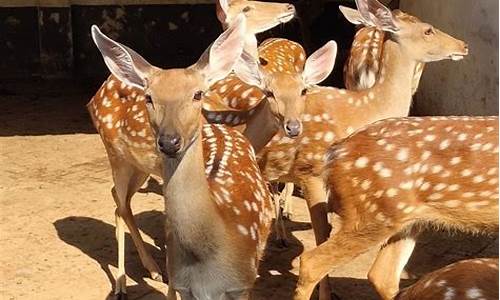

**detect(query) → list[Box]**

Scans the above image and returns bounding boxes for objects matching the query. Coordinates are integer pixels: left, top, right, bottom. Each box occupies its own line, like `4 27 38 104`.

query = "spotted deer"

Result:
344 25 425 95
86 0 302 293
258 0 468 258
294 116 499 300
205 38 337 153
90 16 276 299
396 258 499 300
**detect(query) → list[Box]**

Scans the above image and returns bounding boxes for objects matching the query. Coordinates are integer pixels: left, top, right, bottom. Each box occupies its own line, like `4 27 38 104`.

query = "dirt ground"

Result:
0 79 498 300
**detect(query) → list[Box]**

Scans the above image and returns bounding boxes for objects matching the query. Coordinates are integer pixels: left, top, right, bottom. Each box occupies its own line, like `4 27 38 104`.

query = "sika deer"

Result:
294 116 499 300
205 38 337 152
396 258 498 300
258 0 468 255
344 24 425 94
86 0 300 291
91 16 274 298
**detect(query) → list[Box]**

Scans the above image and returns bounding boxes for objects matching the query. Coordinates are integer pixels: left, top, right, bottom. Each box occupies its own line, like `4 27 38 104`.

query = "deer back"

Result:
396 258 499 300
325 116 498 233
202 124 273 262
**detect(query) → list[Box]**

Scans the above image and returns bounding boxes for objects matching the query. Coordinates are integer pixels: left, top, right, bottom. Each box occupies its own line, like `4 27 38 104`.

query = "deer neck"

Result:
243 100 280 153
371 39 416 117
244 34 259 60
162 128 223 252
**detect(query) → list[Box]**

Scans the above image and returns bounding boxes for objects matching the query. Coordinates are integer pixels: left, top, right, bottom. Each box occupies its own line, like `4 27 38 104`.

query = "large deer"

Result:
294 116 499 300
257 0 468 259
396 258 498 300
85 0 309 293
91 16 276 299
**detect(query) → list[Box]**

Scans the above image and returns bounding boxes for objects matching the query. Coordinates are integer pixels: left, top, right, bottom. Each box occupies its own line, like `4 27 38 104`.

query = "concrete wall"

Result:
400 0 499 116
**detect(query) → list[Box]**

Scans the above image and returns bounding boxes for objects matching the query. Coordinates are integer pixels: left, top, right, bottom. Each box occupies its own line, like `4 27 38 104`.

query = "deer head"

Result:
235 40 338 137
92 15 248 158
216 0 295 34
340 0 468 63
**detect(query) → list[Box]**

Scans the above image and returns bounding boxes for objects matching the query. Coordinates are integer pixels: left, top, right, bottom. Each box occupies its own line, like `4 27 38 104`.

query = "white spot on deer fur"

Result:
428 193 443 201
403 206 415 214
444 200 462 208
107 80 114 89
420 182 431 191
463 192 475 198
379 168 392 178
448 184 460 191
471 143 482 151
434 183 447 191
377 139 387 146
473 175 485 183
361 180 371 190
400 181 414 190
443 287 456 300
461 169 472 177
237 224 248 236
243 200 252 211
488 178 498 185
324 132 335 143
373 162 383 172
386 188 398 197
396 148 409 161
421 151 431 160
430 164 442 173
457 133 467 141
355 157 369 168
487 167 498 175
482 143 493 151
241 88 254 98
439 139 451 150
466 287 483 299
450 157 461 165
424 135 436 142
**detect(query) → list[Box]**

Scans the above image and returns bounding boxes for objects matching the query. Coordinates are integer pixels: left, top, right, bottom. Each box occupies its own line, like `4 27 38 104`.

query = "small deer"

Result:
205 37 337 152
396 258 498 300
343 24 425 95
294 116 499 300
91 16 275 299
86 0 302 295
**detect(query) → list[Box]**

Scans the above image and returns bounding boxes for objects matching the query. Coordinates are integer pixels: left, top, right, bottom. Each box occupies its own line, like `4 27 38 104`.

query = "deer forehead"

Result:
148 68 205 101
266 72 303 90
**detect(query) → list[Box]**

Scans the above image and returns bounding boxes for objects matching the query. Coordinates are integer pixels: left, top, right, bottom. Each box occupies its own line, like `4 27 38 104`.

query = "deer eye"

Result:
301 88 308 96
242 6 251 12
193 90 203 101
264 90 274 98
424 27 435 36
259 57 269 66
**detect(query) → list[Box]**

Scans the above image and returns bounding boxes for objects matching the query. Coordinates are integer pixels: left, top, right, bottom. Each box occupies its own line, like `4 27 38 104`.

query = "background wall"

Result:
400 0 499 116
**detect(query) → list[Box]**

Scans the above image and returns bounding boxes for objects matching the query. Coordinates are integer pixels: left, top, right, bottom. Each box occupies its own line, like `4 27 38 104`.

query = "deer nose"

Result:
158 134 182 156
284 119 302 138
286 4 295 12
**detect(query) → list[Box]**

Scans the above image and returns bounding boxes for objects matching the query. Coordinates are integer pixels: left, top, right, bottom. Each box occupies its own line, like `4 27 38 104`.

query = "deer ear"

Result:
355 0 399 33
303 40 337 85
339 6 366 25
195 14 247 85
233 49 264 88
91 25 152 90
216 0 230 24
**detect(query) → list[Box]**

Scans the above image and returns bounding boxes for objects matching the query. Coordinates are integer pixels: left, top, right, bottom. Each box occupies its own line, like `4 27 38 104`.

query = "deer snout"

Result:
284 119 302 138
158 134 182 157
286 4 295 12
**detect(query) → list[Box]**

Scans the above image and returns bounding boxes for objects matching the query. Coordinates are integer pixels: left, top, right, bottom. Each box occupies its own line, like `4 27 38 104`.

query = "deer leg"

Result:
368 231 418 300
270 183 288 246
294 226 390 300
111 162 162 290
281 182 294 219
302 177 332 300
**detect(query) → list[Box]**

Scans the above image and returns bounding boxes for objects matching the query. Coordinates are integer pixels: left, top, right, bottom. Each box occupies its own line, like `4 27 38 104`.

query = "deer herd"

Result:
86 0 498 299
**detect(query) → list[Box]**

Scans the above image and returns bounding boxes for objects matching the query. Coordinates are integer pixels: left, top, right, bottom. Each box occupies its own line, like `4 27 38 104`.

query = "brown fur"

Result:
396 258 499 300
294 117 499 300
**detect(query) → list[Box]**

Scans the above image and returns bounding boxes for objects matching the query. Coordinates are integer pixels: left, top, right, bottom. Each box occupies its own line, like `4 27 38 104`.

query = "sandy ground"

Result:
0 79 498 300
